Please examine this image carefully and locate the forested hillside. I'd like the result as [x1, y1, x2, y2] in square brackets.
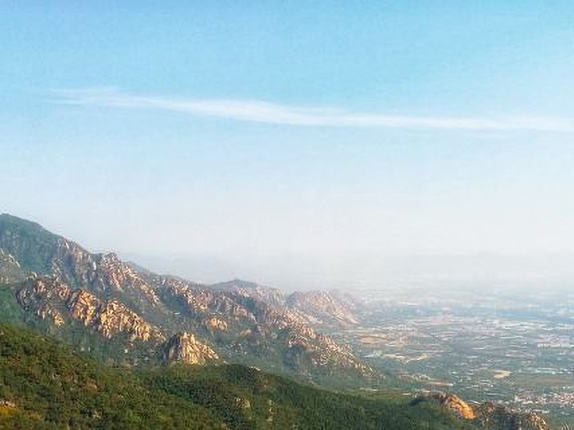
[0, 322, 473, 430]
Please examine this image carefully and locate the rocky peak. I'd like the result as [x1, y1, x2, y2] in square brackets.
[423, 392, 475, 419]
[0, 215, 159, 306]
[412, 392, 549, 430]
[162, 332, 219, 365]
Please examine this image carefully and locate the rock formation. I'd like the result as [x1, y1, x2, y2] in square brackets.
[163, 332, 219, 365]
[412, 392, 549, 430]
[286, 290, 359, 325]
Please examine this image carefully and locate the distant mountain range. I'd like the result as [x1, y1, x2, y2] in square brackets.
[0, 213, 371, 386]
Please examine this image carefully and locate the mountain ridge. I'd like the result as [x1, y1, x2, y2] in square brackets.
[0, 213, 372, 386]
[0, 321, 475, 430]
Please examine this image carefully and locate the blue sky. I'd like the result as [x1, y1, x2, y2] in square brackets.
[1, 1, 574, 288]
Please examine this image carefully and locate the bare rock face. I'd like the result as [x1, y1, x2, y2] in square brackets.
[286, 290, 359, 325]
[234, 397, 251, 409]
[17, 276, 164, 342]
[134, 278, 373, 375]
[0, 215, 159, 305]
[427, 392, 475, 419]
[412, 393, 549, 430]
[162, 332, 219, 365]
[0, 399, 16, 409]
[90, 299, 163, 342]
[50, 246, 161, 307]
[16, 276, 69, 326]
[474, 402, 549, 430]
[0, 399, 16, 416]
[161, 281, 258, 322]
[205, 316, 228, 331]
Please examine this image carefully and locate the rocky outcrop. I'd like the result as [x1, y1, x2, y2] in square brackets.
[286, 290, 359, 325]
[162, 279, 371, 374]
[162, 332, 219, 365]
[17, 276, 164, 342]
[474, 402, 548, 430]
[280, 324, 371, 373]
[417, 392, 475, 419]
[0, 399, 16, 417]
[412, 392, 548, 430]
[74, 295, 163, 342]
[16, 276, 69, 326]
[0, 400, 16, 408]
[205, 316, 228, 331]
[51, 247, 161, 307]
[160, 280, 257, 322]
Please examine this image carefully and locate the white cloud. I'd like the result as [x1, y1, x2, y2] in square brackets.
[53, 88, 574, 132]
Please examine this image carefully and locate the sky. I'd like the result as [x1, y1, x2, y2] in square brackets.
[1, 1, 574, 289]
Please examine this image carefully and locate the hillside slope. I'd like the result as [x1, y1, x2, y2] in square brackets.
[0, 322, 473, 430]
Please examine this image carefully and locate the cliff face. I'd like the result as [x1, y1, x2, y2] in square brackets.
[422, 392, 475, 419]
[162, 332, 219, 365]
[205, 316, 228, 331]
[474, 403, 549, 430]
[17, 276, 164, 342]
[0, 214, 373, 384]
[412, 392, 548, 430]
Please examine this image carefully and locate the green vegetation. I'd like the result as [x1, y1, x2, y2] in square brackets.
[0, 322, 476, 430]
[0, 285, 25, 323]
[0, 214, 61, 275]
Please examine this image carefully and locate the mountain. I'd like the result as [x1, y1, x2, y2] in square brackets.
[285, 289, 360, 325]
[210, 279, 286, 308]
[0, 214, 372, 386]
[209, 280, 361, 327]
[0, 321, 479, 430]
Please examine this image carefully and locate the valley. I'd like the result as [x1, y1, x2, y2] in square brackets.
[0, 213, 571, 429]
[324, 289, 574, 418]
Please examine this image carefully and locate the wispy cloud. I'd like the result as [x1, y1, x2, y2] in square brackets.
[52, 88, 574, 132]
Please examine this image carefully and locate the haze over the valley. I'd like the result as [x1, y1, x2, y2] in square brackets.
[2, 2, 574, 290]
